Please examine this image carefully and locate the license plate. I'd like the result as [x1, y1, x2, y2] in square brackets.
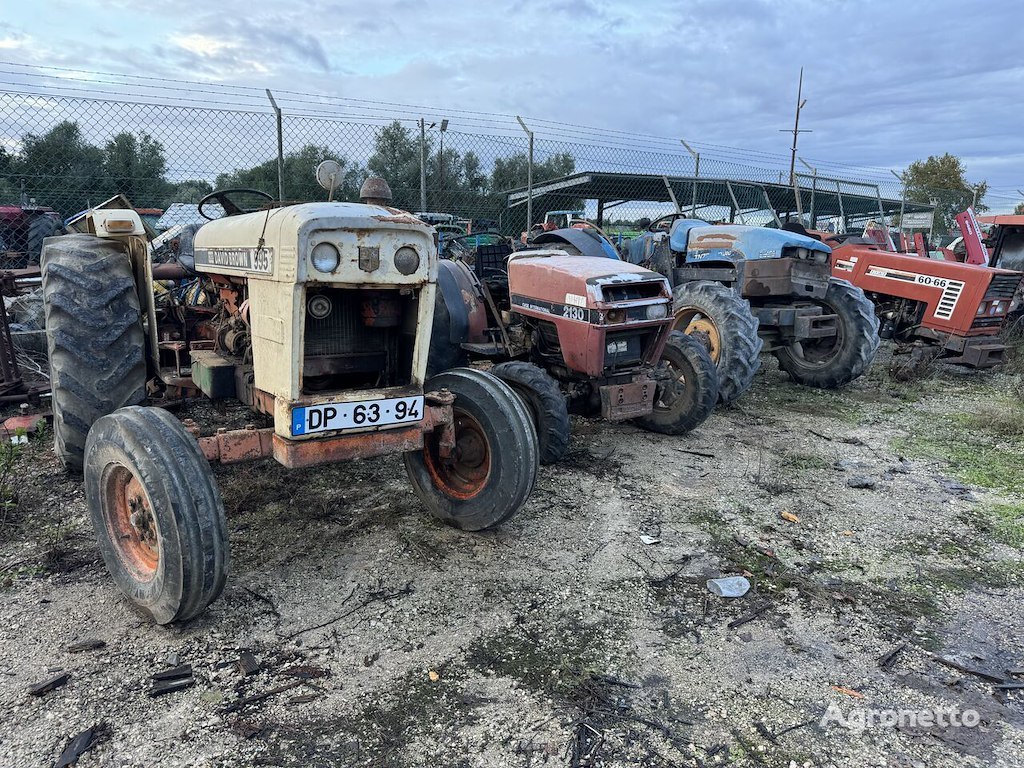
[290, 395, 423, 436]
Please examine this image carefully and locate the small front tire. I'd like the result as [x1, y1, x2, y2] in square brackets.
[490, 361, 570, 464]
[405, 368, 539, 531]
[634, 332, 719, 435]
[85, 406, 229, 625]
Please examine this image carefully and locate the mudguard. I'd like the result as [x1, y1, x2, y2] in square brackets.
[534, 228, 620, 260]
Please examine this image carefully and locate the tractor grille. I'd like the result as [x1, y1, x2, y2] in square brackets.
[305, 289, 391, 356]
[601, 281, 664, 303]
[985, 273, 1023, 301]
[302, 288, 412, 392]
[971, 316, 1004, 329]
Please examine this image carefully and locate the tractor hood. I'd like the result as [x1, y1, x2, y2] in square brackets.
[192, 201, 435, 285]
[671, 222, 831, 264]
[508, 251, 669, 309]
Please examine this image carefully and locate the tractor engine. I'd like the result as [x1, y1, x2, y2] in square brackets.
[506, 251, 672, 380]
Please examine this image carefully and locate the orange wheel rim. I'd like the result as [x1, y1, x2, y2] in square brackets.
[424, 410, 492, 500]
[675, 309, 722, 362]
[105, 466, 159, 581]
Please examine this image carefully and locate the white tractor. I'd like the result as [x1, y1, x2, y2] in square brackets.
[39, 167, 539, 624]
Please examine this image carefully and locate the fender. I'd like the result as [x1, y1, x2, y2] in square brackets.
[435, 259, 489, 343]
[534, 228, 620, 260]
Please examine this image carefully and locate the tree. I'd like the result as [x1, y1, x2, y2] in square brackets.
[1014, 201, 1024, 216]
[367, 121, 423, 210]
[103, 132, 171, 207]
[164, 179, 214, 206]
[216, 145, 365, 203]
[13, 120, 105, 215]
[901, 153, 987, 235]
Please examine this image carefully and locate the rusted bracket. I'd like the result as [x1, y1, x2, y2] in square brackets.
[425, 388, 456, 459]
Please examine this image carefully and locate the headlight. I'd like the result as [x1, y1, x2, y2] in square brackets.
[311, 242, 340, 273]
[646, 303, 668, 320]
[606, 309, 625, 324]
[307, 293, 332, 319]
[977, 302, 988, 316]
[394, 246, 420, 275]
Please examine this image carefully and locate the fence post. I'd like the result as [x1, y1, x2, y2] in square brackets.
[516, 116, 533, 230]
[419, 118, 427, 213]
[681, 139, 699, 217]
[265, 89, 284, 202]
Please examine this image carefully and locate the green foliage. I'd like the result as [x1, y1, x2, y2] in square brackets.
[103, 131, 171, 207]
[12, 120, 105, 214]
[216, 145, 365, 203]
[1015, 201, 1024, 216]
[901, 153, 987, 235]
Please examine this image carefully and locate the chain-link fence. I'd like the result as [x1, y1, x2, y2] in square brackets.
[1, 79, 1019, 252]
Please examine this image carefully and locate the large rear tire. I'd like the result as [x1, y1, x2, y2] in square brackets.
[773, 278, 880, 388]
[673, 280, 762, 404]
[634, 332, 719, 435]
[404, 368, 539, 531]
[41, 234, 147, 473]
[490, 361, 570, 464]
[85, 407, 229, 624]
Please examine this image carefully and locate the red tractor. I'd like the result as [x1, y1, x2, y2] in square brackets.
[0, 204, 63, 268]
[823, 227, 1022, 367]
[429, 236, 718, 463]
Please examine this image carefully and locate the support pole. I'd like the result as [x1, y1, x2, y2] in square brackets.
[266, 89, 284, 202]
[799, 158, 817, 228]
[516, 116, 534, 230]
[596, 199, 605, 227]
[662, 175, 680, 213]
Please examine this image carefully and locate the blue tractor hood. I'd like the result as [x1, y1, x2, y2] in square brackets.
[672, 222, 831, 263]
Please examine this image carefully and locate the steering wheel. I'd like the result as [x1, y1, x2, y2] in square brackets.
[198, 188, 275, 220]
[648, 213, 686, 232]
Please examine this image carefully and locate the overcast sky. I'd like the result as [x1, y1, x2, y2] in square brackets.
[1, 0, 1022, 209]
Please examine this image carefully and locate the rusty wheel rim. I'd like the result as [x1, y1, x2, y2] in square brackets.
[653, 357, 688, 412]
[424, 409, 492, 500]
[675, 309, 721, 362]
[104, 465, 159, 582]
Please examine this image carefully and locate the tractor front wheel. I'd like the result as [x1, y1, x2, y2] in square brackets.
[773, 278, 880, 389]
[673, 280, 762, 404]
[84, 406, 229, 624]
[405, 368, 539, 531]
[490, 361, 570, 464]
[634, 332, 719, 435]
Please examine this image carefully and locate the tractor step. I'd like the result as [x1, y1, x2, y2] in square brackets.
[462, 342, 506, 356]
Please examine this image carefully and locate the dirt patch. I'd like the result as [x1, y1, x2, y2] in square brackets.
[2, 347, 1023, 767]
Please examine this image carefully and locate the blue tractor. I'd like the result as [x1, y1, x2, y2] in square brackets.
[628, 215, 880, 403]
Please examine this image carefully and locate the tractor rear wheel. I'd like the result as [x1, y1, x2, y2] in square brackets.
[773, 278, 880, 388]
[405, 368, 538, 531]
[634, 332, 719, 435]
[491, 361, 570, 464]
[85, 406, 229, 624]
[673, 280, 762, 404]
[41, 234, 147, 473]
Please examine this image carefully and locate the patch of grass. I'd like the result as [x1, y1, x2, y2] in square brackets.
[988, 503, 1024, 548]
[958, 399, 1024, 438]
[780, 451, 833, 471]
[893, 434, 1024, 492]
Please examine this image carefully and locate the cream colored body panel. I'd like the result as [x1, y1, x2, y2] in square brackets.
[192, 202, 438, 439]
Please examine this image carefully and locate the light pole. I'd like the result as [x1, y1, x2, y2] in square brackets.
[680, 139, 700, 217]
[780, 67, 811, 187]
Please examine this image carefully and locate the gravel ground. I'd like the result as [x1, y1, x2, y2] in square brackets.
[1, 350, 1022, 768]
